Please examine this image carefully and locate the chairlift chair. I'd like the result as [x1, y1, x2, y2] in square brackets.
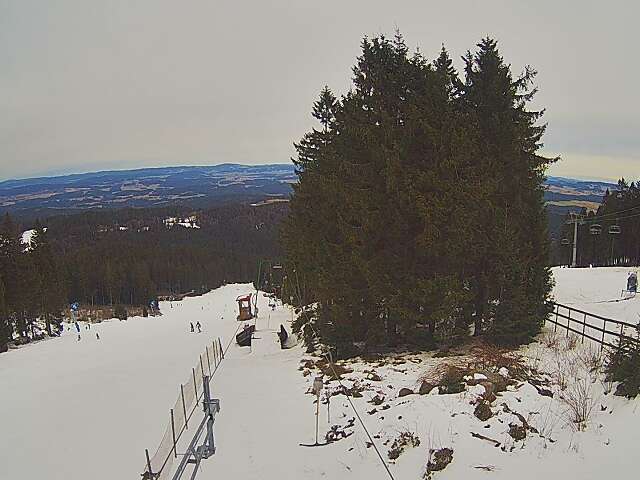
[609, 225, 621, 234]
[561, 238, 570, 246]
[590, 224, 602, 235]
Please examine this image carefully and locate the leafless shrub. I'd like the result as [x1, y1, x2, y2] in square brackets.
[541, 331, 560, 350]
[468, 342, 530, 379]
[566, 334, 579, 350]
[559, 376, 598, 431]
[388, 430, 420, 460]
[576, 344, 604, 375]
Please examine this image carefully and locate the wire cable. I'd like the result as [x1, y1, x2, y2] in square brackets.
[291, 268, 396, 480]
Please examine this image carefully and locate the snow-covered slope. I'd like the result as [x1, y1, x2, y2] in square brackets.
[0, 284, 253, 480]
[552, 266, 640, 324]
[1, 269, 639, 480]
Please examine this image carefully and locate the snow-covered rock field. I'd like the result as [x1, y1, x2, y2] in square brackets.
[1, 267, 639, 480]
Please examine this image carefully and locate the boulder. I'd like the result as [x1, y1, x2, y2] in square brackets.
[427, 447, 454, 475]
[418, 380, 435, 395]
[398, 387, 414, 397]
[474, 402, 493, 421]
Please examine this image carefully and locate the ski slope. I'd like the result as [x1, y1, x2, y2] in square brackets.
[1, 269, 639, 480]
[0, 284, 254, 480]
[552, 266, 640, 325]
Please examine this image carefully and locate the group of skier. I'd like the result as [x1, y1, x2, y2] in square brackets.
[190, 321, 202, 333]
[73, 321, 100, 341]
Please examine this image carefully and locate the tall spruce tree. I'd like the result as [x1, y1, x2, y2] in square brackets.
[461, 37, 555, 344]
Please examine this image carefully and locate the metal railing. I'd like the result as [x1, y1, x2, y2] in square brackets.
[546, 301, 639, 350]
[142, 337, 225, 480]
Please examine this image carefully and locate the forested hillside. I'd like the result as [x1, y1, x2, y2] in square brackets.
[283, 34, 555, 355]
[0, 202, 285, 351]
[556, 179, 640, 266]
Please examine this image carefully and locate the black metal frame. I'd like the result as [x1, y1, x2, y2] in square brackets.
[546, 301, 639, 351]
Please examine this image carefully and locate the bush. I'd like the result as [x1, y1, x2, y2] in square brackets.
[113, 305, 128, 320]
[606, 329, 640, 398]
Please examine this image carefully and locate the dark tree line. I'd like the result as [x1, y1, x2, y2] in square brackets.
[557, 179, 640, 266]
[283, 34, 555, 355]
[0, 203, 286, 351]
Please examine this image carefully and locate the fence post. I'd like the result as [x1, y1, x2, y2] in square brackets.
[619, 323, 624, 350]
[554, 304, 558, 333]
[193, 367, 198, 398]
[219, 338, 224, 359]
[181, 384, 188, 430]
[170, 408, 177, 458]
[145, 448, 153, 479]
[213, 339, 218, 366]
[206, 347, 212, 376]
[601, 320, 607, 352]
[582, 313, 587, 343]
[566, 308, 571, 336]
[200, 354, 206, 379]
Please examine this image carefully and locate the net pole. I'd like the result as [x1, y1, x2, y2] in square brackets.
[193, 367, 198, 398]
[170, 408, 177, 458]
[145, 449, 153, 479]
[181, 384, 188, 430]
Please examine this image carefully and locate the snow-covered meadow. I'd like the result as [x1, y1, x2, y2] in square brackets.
[1, 267, 639, 480]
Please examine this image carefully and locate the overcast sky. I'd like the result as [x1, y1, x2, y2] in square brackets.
[1, 0, 637, 182]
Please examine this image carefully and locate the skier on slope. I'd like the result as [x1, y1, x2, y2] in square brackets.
[196, 321, 202, 333]
[190, 322, 195, 333]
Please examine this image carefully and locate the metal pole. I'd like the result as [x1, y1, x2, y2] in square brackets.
[566, 308, 571, 336]
[582, 313, 586, 343]
[315, 392, 320, 445]
[554, 304, 559, 332]
[171, 409, 177, 458]
[145, 448, 153, 479]
[200, 355, 205, 379]
[219, 338, 224, 359]
[601, 320, 607, 352]
[181, 384, 188, 430]
[193, 367, 198, 398]
[206, 347, 212, 376]
[619, 323, 624, 349]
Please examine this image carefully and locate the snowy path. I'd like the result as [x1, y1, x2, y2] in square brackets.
[196, 294, 385, 480]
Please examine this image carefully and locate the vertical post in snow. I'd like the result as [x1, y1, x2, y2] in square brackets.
[554, 304, 559, 333]
[219, 338, 224, 359]
[601, 320, 607, 352]
[566, 308, 571, 336]
[170, 408, 177, 458]
[206, 347, 212, 376]
[619, 323, 624, 349]
[193, 367, 198, 399]
[200, 355, 205, 380]
[145, 448, 153, 479]
[582, 313, 587, 342]
[181, 384, 188, 430]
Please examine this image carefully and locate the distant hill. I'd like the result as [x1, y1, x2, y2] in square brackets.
[0, 164, 296, 217]
[1, 164, 617, 222]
